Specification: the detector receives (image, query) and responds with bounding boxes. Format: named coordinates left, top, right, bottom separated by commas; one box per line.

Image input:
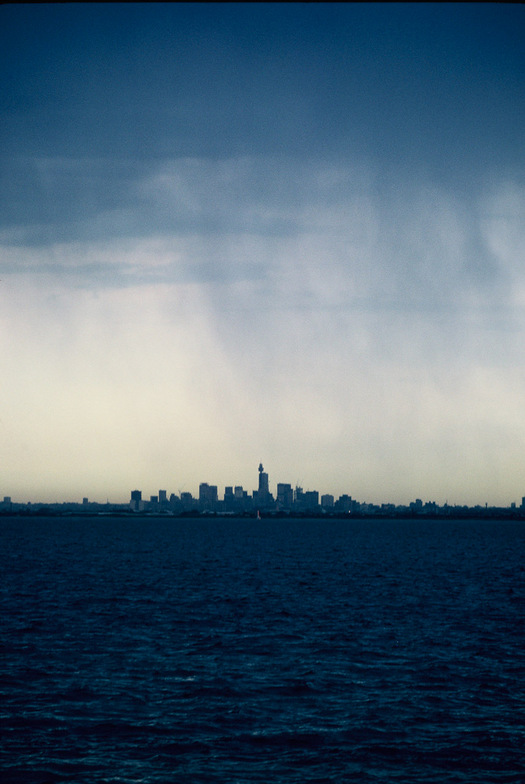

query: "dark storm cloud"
left=0, top=153, right=518, bottom=320
left=1, top=4, right=523, bottom=176
left=0, top=157, right=148, bottom=244
left=0, top=154, right=371, bottom=244
left=1, top=4, right=523, bottom=283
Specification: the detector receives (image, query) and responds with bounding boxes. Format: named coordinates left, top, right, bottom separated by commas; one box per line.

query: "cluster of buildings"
left=129, top=464, right=353, bottom=514
left=2, top=464, right=525, bottom=518
left=126, top=463, right=525, bottom=519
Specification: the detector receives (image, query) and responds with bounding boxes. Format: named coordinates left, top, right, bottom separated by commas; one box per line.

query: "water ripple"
left=1, top=516, right=525, bottom=783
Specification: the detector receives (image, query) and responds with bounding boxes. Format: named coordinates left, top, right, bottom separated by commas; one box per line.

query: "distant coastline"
left=3, top=461, right=525, bottom=520
left=2, top=503, right=525, bottom=522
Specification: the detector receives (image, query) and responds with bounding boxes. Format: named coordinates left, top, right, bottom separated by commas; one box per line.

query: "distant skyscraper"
left=258, top=463, right=269, bottom=496
left=277, top=483, right=293, bottom=509
left=180, top=492, right=193, bottom=510
left=130, top=489, right=142, bottom=512
left=199, top=482, right=218, bottom=510
left=335, top=494, right=353, bottom=513
left=304, top=490, right=319, bottom=509
left=256, top=463, right=274, bottom=508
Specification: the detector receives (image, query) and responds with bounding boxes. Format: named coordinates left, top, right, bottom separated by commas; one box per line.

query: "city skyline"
left=1, top=5, right=525, bottom=506
left=2, top=458, right=525, bottom=513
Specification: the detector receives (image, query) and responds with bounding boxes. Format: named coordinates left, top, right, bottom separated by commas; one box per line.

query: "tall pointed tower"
left=258, top=462, right=269, bottom=496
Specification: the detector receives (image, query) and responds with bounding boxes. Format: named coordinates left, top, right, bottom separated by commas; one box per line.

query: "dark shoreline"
left=2, top=509, right=525, bottom=521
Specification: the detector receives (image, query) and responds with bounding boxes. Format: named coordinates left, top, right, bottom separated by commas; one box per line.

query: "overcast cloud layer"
left=1, top=4, right=524, bottom=504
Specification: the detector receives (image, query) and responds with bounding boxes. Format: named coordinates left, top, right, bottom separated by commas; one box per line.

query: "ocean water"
left=1, top=515, right=525, bottom=784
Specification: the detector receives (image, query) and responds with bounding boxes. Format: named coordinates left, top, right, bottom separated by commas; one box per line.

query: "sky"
left=1, top=3, right=525, bottom=505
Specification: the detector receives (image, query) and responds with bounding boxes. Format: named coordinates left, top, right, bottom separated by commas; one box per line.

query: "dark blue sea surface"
left=1, top=515, right=525, bottom=783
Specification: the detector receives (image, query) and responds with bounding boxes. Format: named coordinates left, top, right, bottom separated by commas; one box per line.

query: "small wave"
left=266, top=679, right=321, bottom=696
left=237, top=729, right=327, bottom=750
